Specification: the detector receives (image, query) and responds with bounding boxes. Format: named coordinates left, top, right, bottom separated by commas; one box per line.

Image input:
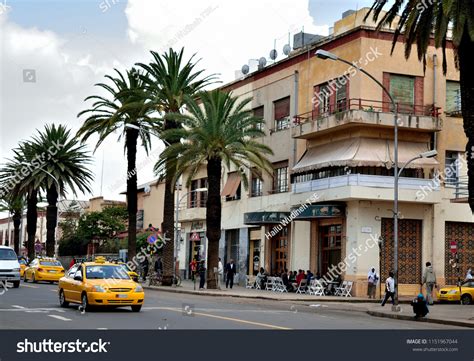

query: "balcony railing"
left=452, top=175, right=468, bottom=200
left=292, top=98, right=441, bottom=138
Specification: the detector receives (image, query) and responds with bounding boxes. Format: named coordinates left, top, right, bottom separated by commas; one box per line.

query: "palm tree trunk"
left=12, top=210, right=21, bottom=254
left=126, top=128, right=139, bottom=261
left=46, top=185, right=58, bottom=257
left=26, top=190, right=37, bottom=260
left=161, top=164, right=176, bottom=286
left=206, top=157, right=222, bottom=289
left=459, top=28, right=474, bottom=213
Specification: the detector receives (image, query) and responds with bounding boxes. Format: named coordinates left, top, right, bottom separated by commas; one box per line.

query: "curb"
left=143, top=285, right=410, bottom=303
left=367, top=310, right=474, bottom=328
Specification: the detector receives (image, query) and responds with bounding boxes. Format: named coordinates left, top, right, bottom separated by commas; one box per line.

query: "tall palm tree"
left=366, top=0, right=474, bottom=211
left=136, top=48, right=218, bottom=284
left=0, top=194, right=24, bottom=254
left=0, top=142, right=40, bottom=260
left=156, top=90, right=274, bottom=289
left=28, top=124, right=93, bottom=256
left=77, top=68, right=157, bottom=260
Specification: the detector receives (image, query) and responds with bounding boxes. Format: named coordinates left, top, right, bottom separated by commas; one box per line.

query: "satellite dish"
left=283, top=44, right=291, bottom=56
left=258, top=57, right=267, bottom=69
left=144, top=184, right=151, bottom=194
left=241, top=64, right=250, bottom=75
left=269, top=49, right=278, bottom=60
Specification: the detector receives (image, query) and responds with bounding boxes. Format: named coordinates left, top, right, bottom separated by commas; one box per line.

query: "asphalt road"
left=0, top=281, right=467, bottom=330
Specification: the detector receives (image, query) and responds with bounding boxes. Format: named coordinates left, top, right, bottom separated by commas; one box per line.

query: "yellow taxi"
left=437, top=280, right=474, bottom=304
left=24, top=257, right=65, bottom=283
left=58, top=257, right=144, bottom=312
left=18, top=258, right=27, bottom=277
left=118, top=262, right=139, bottom=282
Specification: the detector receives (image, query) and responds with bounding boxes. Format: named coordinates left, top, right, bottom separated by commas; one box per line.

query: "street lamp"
left=315, top=49, right=401, bottom=310
left=174, top=186, right=208, bottom=287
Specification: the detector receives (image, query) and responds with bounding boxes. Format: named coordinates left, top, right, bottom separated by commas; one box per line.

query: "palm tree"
left=366, top=0, right=474, bottom=211
left=0, top=142, right=40, bottom=260
left=28, top=124, right=93, bottom=256
left=156, top=90, right=274, bottom=289
left=136, top=48, right=218, bottom=284
left=77, top=68, right=157, bottom=260
left=0, top=194, right=24, bottom=254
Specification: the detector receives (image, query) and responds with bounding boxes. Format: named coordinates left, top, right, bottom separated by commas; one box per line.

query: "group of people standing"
left=190, top=257, right=237, bottom=290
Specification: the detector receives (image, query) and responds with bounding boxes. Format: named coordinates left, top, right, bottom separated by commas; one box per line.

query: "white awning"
left=292, top=138, right=439, bottom=174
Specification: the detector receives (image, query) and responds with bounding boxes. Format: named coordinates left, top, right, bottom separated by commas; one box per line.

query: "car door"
left=26, top=259, right=37, bottom=280
left=68, top=266, right=84, bottom=303
left=62, top=264, right=79, bottom=301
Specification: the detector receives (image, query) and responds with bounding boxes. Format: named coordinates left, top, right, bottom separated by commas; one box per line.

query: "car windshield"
left=18, top=259, right=27, bottom=265
left=0, top=249, right=17, bottom=260
left=120, top=264, right=132, bottom=272
left=462, top=281, right=474, bottom=288
left=85, top=265, right=130, bottom=280
left=40, top=261, right=62, bottom=267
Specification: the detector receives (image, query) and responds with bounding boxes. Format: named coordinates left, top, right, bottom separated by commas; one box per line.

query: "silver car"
left=0, top=246, right=21, bottom=288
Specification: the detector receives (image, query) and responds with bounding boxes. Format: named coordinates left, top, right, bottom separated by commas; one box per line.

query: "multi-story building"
left=140, top=8, right=472, bottom=296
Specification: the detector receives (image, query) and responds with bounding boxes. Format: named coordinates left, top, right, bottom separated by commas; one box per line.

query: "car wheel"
left=131, top=305, right=142, bottom=312
left=59, top=290, right=69, bottom=308
left=461, top=294, right=472, bottom=305
left=81, top=293, right=90, bottom=312
left=31, top=273, right=37, bottom=283
left=13, top=281, right=20, bottom=288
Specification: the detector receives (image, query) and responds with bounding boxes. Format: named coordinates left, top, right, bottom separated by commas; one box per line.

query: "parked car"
left=438, top=280, right=474, bottom=304
left=0, top=246, right=21, bottom=288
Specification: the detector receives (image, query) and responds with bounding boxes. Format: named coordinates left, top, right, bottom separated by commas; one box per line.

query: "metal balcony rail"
left=293, top=98, right=441, bottom=126
left=453, top=175, right=468, bottom=199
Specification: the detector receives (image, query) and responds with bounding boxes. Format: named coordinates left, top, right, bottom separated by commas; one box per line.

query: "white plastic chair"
left=307, top=279, right=325, bottom=296
left=295, top=279, right=308, bottom=294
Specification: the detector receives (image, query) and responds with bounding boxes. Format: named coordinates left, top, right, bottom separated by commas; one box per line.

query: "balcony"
left=292, top=99, right=441, bottom=139
left=450, top=175, right=469, bottom=203
left=292, top=174, right=440, bottom=203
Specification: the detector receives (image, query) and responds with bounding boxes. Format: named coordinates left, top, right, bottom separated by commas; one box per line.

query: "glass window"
left=0, top=248, right=17, bottom=260
left=273, top=162, right=289, bottom=193
left=319, top=83, right=331, bottom=114
left=445, top=151, right=460, bottom=185
left=40, top=261, right=62, bottom=267
left=336, top=83, right=347, bottom=112
left=446, top=81, right=461, bottom=115
left=253, top=106, right=265, bottom=131
left=251, top=176, right=263, bottom=197
left=274, top=97, right=290, bottom=131
left=85, top=265, right=130, bottom=280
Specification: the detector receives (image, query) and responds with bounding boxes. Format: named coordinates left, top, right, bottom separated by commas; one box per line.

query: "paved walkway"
left=144, top=280, right=474, bottom=328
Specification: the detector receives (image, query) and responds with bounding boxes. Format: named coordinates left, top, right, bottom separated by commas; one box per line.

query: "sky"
left=0, top=0, right=377, bottom=208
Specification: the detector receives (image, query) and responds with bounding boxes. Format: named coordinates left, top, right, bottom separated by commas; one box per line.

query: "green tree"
left=366, top=0, right=474, bottom=210
left=136, top=48, right=217, bottom=284
left=156, top=90, right=273, bottom=288
left=29, top=124, right=93, bottom=256
left=0, top=194, right=24, bottom=253
left=77, top=68, right=157, bottom=260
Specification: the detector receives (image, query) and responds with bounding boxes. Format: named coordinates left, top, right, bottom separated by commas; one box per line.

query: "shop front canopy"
left=292, top=137, right=439, bottom=174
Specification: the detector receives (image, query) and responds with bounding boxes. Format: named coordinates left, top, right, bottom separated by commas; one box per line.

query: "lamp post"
left=174, top=187, right=208, bottom=287
left=315, top=49, right=398, bottom=310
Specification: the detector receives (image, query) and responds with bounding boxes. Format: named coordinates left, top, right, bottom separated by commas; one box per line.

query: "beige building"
left=140, top=8, right=473, bottom=296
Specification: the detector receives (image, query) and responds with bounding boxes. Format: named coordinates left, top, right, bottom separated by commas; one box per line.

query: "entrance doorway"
left=270, top=227, right=288, bottom=275
left=320, top=224, right=342, bottom=274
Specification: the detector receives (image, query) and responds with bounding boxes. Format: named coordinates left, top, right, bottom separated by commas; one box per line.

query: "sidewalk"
left=144, top=280, right=474, bottom=328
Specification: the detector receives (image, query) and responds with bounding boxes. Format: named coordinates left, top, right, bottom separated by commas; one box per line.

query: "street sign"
left=147, top=234, right=157, bottom=244
left=450, top=241, right=457, bottom=254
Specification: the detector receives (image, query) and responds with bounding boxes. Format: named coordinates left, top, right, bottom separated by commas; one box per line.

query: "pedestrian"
left=367, top=267, right=379, bottom=299
left=306, top=269, right=314, bottom=284
left=154, top=256, right=163, bottom=276
left=465, top=268, right=473, bottom=281
left=411, top=293, right=429, bottom=319
left=198, top=260, right=206, bottom=289
left=142, top=257, right=149, bottom=281
left=225, top=259, right=237, bottom=289
left=218, top=257, right=224, bottom=289
left=189, top=258, right=197, bottom=281
left=381, top=271, right=395, bottom=306
left=422, top=261, right=436, bottom=305
left=255, top=267, right=266, bottom=289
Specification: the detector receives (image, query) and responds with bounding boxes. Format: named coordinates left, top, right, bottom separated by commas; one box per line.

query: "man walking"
left=422, top=261, right=437, bottom=305
left=225, top=259, right=237, bottom=289
left=381, top=271, right=395, bottom=306
left=218, top=257, right=224, bottom=289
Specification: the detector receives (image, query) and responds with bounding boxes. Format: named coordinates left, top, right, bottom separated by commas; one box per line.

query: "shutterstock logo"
left=17, top=339, right=110, bottom=353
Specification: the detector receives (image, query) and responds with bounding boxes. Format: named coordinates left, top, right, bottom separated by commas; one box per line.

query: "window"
left=251, top=174, right=263, bottom=197
left=253, top=106, right=265, bottom=131
left=390, top=74, right=415, bottom=113
left=319, top=83, right=331, bottom=114
left=273, top=97, right=290, bottom=131
left=445, top=151, right=461, bottom=185
left=190, top=178, right=208, bottom=208
left=446, top=81, right=461, bottom=116
left=221, top=172, right=241, bottom=201
left=273, top=161, right=289, bottom=193
left=336, top=82, right=347, bottom=112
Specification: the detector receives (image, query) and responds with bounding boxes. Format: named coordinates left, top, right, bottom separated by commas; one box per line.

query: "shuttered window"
left=390, top=74, right=414, bottom=113
left=253, top=106, right=264, bottom=131
left=274, top=97, right=290, bottom=130
left=446, top=81, right=461, bottom=115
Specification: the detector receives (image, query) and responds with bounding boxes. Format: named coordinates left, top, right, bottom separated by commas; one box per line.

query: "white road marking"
left=21, top=284, right=38, bottom=289
left=50, top=289, right=58, bottom=292
left=97, top=328, right=108, bottom=330
left=11, top=305, right=26, bottom=309
left=143, top=307, right=291, bottom=313
left=48, top=315, right=72, bottom=322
